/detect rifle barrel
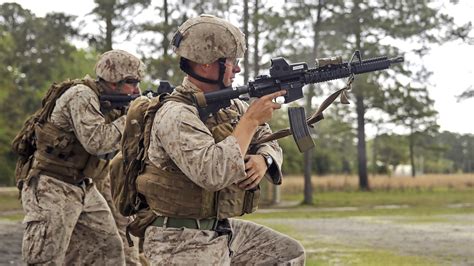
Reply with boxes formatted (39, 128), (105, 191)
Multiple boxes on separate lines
(100, 94), (140, 102)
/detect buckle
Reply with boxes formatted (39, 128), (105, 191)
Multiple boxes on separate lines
(152, 216), (217, 230)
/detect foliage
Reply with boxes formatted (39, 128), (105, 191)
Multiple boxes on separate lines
(457, 86), (474, 100)
(369, 133), (408, 174)
(88, 0), (151, 52)
(0, 3), (97, 184)
(430, 131), (474, 173)
(0, 1), (473, 185)
(135, 0), (185, 85)
(270, 106), (356, 175)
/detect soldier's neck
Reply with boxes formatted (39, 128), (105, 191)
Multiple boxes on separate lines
(187, 76), (219, 93)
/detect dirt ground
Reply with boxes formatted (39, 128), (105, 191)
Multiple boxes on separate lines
(255, 213), (474, 265)
(1, 210), (473, 265)
(0, 212), (23, 265)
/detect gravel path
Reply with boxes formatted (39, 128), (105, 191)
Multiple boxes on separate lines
(1, 211), (473, 265)
(0, 219), (23, 265)
(254, 214), (474, 265)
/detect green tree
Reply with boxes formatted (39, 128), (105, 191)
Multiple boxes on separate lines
(371, 134), (408, 175)
(435, 131), (474, 173)
(136, 0), (234, 84)
(386, 86), (439, 177)
(88, 0), (151, 52)
(457, 86), (474, 100)
(0, 3), (95, 184)
(137, 0), (185, 85)
(311, 0), (472, 188)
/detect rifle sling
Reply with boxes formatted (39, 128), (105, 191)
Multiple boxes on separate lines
(255, 85), (351, 144)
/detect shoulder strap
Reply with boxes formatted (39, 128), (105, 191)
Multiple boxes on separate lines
(255, 85), (351, 144)
(38, 78), (102, 124)
(140, 92), (196, 171)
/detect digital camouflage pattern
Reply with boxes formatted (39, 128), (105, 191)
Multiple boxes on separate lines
(148, 77), (283, 187)
(50, 84), (125, 154)
(95, 171), (141, 265)
(21, 175), (125, 265)
(95, 49), (146, 83)
(144, 77), (304, 264)
(171, 14), (246, 64)
(143, 219), (305, 265)
(149, 77), (250, 190)
(21, 84), (126, 265)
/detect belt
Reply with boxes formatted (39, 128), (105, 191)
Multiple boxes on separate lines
(31, 159), (86, 186)
(151, 216), (218, 230)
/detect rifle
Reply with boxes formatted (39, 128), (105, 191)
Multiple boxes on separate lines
(195, 50), (404, 152)
(99, 80), (175, 109)
(143, 80), (175, 96)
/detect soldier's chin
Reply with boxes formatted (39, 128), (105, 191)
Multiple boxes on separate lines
(224, 80), (234, 87)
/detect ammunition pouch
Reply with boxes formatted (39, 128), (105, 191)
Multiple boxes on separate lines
(31, 122), (105, 185)
(137, 163), (260, 220)
(127, 208), (157, 239)
(137, 95), (259, 225)
(15, 155), (34, 190)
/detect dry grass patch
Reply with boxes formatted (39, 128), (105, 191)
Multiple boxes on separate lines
(280, 174), (474, 193)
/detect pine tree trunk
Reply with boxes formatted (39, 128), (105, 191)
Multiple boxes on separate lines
(356, 92), (369, 190)
(252, 0), (260, 76)
(243, 0), (249, 83)
(302, 0), (324, 206)
(303, 150), (313, 204)
(409, 131), (416, 177)
(105, 5), (114, 51)
(160, 0), (170, 80)
(353, 0), (369, 190)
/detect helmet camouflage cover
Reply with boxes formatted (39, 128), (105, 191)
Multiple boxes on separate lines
(171, 14), (246, 64)
(95, 49), (146, 83)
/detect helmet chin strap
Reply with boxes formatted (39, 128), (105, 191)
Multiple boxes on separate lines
(180, 58), (227, 90)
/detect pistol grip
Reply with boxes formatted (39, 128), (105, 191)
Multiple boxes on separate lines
(288, 107), (314, 153)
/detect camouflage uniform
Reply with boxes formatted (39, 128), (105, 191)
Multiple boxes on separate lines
(95, 171), (141, 265)
(144, 219), (305, 265)
(21, 50), (145, 265)
(21, 85), (125, 265)
(142, 78), (305, 265)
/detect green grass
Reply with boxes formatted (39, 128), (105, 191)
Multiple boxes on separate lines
(249, 205), (474, 220)
(0, 213), (24, 221)
(253, 188), (474, 220)
(0, 193), (21, 212)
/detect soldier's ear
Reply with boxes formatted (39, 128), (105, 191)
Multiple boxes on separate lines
(110, 82), (117, 89)
(200, 63), (211, 71)
(196, 63), (213, 74)
(103, 81), (118, 94)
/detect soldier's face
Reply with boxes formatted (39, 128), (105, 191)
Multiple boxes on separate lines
(107, 79), (140, 95)
(223, 58), (241, 87)
(122, 83), (140, 95)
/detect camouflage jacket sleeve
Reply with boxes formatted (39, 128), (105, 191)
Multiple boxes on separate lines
(50, 84), (125, 156)
(233, 99), (283, 185)
(149, 102), (247, 192)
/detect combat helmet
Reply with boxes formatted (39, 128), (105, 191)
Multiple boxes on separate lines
(171, 14), (246, 88)
(95, 49), (145, 83)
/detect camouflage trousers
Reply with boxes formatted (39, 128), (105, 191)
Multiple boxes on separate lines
(21, 175), (125, 265)
(143, 218), (305, 265)
(95, 173), (141, 265)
